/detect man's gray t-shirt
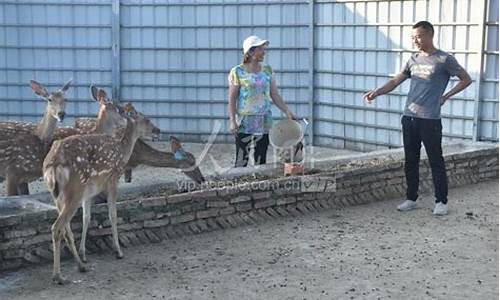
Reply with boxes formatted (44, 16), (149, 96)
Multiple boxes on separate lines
(402, 49), (463, 119)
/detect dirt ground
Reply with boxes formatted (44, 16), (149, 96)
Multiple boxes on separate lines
(0, 180), (498, 300)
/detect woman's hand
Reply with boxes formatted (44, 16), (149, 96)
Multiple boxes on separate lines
(229, 119), (239, 135)
(286, 110), (296, 120)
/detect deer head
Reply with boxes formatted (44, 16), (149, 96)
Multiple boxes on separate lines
(90, 85), (126, 136)
(122, 103), (161, 140)
(30, 79), (71, 142)
(30, 79), (69, 122)
(170, 135), (205, 184)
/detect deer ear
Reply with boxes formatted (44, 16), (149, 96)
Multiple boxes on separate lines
(97, 89), (109, 103)
(30, 80), (50, 98)
(60, 79), (72, 92)
(170, 135), (182, 151)
(90, 85), (99, 102)
(170, 135), (181, 144)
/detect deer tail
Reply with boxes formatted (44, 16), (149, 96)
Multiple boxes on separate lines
(44, 166), (69, 199)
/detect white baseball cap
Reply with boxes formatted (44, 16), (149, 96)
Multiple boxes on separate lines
(243, 35), (269, 54)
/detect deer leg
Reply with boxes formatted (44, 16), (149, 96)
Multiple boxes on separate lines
(51, 193), (81, 285)
(51, 214), (70, 284)
(106, 187), (123, 259)
(64, 223), (87, 273)
(79, 198), (91, 263)
(124, 168), (132, 183)
(17, 182), (29, 195)
(5, 175), (19, 196)
(51, 223), (67, 284)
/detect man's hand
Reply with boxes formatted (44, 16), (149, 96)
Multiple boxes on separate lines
(363, 90), (378, 104)
(440, 95), (450, 106)
(362, 73), (408, 104)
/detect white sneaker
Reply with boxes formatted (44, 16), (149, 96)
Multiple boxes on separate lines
(433, 202), (448, 216)
(397, 200), (417, 211)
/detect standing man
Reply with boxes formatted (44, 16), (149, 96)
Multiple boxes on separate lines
(363, 21), (472, 215)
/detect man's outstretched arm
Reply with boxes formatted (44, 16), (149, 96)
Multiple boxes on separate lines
(363, 72), (409, 103)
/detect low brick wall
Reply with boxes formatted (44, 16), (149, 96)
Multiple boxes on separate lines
(0, 142), (498, 271)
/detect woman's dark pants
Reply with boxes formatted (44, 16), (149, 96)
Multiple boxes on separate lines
(235, 133), (269, 167)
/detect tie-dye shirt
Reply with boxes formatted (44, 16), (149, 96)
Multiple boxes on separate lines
(228, 64), (274, 134)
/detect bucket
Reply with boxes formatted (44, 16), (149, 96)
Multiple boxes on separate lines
(269, 119), (308, 163)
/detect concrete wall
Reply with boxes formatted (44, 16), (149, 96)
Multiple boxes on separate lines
(0, 142), (497, 271)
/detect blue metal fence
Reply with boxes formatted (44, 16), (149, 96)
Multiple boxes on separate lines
(0, 0), (497, 149)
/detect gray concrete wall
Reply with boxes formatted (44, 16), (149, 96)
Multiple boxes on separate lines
(0, 142), (497, 271)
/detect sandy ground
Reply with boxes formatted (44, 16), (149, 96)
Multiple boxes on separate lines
(0, 180), (497, 300)
(0, 142), (356, 200)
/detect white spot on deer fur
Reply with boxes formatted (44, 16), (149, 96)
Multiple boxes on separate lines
(98, 169), (111, 176)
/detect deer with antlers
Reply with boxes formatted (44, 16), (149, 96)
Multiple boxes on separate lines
(0, 80), (70, 195)
(43, 102), (160, 284)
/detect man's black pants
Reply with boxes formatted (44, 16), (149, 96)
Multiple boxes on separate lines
(402, 116), (448, 204)
(235, 133), (269, 167)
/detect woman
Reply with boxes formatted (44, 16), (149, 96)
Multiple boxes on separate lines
(228, 35), (296, 167)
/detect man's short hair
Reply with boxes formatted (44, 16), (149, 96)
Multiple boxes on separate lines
(413, 21), (434, 36)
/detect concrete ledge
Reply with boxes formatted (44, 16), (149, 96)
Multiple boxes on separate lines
(0, 142), (497, 271)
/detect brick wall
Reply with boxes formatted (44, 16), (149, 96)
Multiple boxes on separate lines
(0, 142), (498, 271)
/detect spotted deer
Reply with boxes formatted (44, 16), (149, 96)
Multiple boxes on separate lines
(0, 80), (70, 195)
(43, 103), (160, 284)
(0, 80), (70, 141)
(169, 136), (205, 183)
(74, 118), (205, 184)
(2, 85), (125, 195)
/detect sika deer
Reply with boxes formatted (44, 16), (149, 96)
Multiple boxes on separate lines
(0, 80), (70, 195)
(51, 85), (125, 140)
(43, 103), (160, 284)
(0, 80), (70, 141)
(73, 119), (205, 184)
(2, 85), (125, 195)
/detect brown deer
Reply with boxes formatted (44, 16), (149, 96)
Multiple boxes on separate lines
(0, 80), (70, 141)
(74, 118), (205, 184)
(43, 103), (160, 284)
(1, 85), (126, 195)
(75, 102), (203, 263)
(0, 80), (70, 195)
(169, 136), (205, 183)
